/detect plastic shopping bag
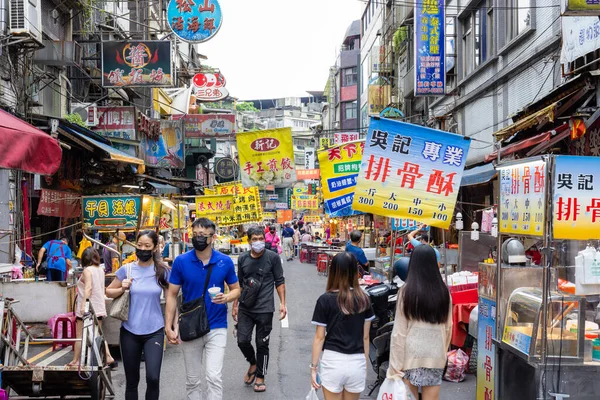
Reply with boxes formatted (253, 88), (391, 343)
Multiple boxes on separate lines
(443, 348), (470, 382)
(305, 387), (319, 400)
(377, 377), (415, 400)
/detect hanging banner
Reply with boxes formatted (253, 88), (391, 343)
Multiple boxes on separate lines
(143, 120), (184, 168)
(319, 137), (334, 150)
(237, 128), (296, 187)
(213, 183), (263, 226)
(159, 203), (189, 231)
(334, 132), (360, 144)
(561, 16), (600, 64)
(94, 106), (137, 140)
(195, 194), (234, 216)
(291, 195), (319, 210)
(368, 77), (391, 115)
(263, 212), (277, 220)
(553, 156), (600, 240)
(477, 296), (497, 400)
(563, 0), (600, 16)
(140, 196), (162, 229)
(497, 159), (546, 237)
(296, 168), (320, 180)
(415, 0), (445, 96)
(38, 190), (81, 219)
(167, 0), (223, 43)
(304, 215), (321, 223)
(391, 218), (421, 232)
(83, 195), (141, 229)
(352, 118), (470, 229)
(304, 147), (316, 170)
(277, 210), (293, 224)
(318, 140), (365, 214)
(101, 41), (173, 87)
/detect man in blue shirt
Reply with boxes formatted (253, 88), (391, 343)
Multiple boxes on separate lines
(36, 236), (72, 281)
(408, 225), (441, 267)
(281, 222), (295, 261)
(165, 218), (241, 400)
(345, 230), (369, 272)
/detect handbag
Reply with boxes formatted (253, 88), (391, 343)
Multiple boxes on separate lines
(109, 264), (131, 321)
(178, 265), (213, 341)
(238, 257), (264, 309)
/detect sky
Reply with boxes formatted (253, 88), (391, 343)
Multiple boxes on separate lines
(196, 0), (365, 100)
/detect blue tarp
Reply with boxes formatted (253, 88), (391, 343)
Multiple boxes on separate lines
(460, 163), (497, 187)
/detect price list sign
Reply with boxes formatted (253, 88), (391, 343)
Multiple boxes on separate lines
(498, 160), (546, 237)
(352, 118), (470, 229)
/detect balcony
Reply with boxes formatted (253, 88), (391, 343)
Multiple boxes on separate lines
(340, 48), (359, 68)
(34, 40), (82, 67)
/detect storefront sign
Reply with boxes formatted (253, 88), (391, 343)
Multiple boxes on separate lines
(192, 72), (229, 101)
(368, 77), (391, 115)
(318, 140), (365, 214)
(561, 16), (600, 64)
(415, 0), (445, 95)
(176, 114), (236, 138)
(353, 118), (470, 228)
(101, 41), (173, 87)
(553, 156), (600, 240)
(237, 128), (296, 187)
(143, 120), (184, 168)
(159, 203), (189, 231)
(334, 132), (360, 144)
(477, 296), (497, 400)
(264, 201), (276, 209)
(563, 0), (600, 16)
(263, 212), (276, 220)
(319, 137), (333, 150)
(304, 215), (321, 223)
(214, 157), (237, 180)
(291, 195), (319, 210)
(277, 210), (293, 224)
(83, 195), (141, 229)
(94, 107), (137, 140)
(38, 190), (81, 219)
(217, 184), (263, 226)
(275, 202), (288, 210)
(497, 159), (546, 236)
(304, 147), (315, 170)
(140, 196), (162, 228)
(296, 168), (320, 180)
(267, 194), (279, 201)
(167, 0), (223, 43)
(195, 194), (234, 216)
(391, 218), (420, 231)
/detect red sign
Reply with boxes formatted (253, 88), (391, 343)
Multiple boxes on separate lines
(250, 138), (280, 152)
(296, 168), (320, 180)
(38, 189), (81, 219)
(192, 72), (229, 101)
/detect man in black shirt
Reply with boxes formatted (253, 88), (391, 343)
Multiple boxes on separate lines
(281, 222), (295, 261)
(233, 226), (286, 393)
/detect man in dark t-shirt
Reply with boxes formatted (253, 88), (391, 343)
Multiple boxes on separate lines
(233, 226), (286, 393)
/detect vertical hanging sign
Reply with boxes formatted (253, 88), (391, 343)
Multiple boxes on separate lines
(415, 0), (445, 96)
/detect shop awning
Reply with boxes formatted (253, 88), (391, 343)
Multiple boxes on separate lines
(0, 109), (62, 175)
(147, 182), (179, 194)
(460, 163), (497, 187)
(58, 125), (144, 165)
(485, 130), (551, 162)
(493, 102), (559, 140)
(525, 124), (571, 157)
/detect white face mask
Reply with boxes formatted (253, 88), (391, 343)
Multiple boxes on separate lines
(251, 241), (265, 253)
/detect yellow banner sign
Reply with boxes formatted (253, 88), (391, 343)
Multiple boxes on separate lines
(195, 195), (234, 216)
(291, 195), (319, 210)
(237, 128), (296, 187)
(304, 215), (321, 223)
(263, 212), (276, 220)
(216, 184), (264, 226)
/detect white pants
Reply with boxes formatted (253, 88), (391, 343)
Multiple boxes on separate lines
(283, 237), (294, 258)
(181, 328), (227, 400)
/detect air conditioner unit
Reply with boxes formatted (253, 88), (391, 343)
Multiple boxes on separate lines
(9, 0), (42, 45)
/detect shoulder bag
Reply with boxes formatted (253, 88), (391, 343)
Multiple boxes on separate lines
(109, 264), (132, 321)
(178, 265), (213, 341)
(238, 255), (264, 309)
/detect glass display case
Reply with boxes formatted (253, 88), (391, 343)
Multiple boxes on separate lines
(502, 287), (587, 362)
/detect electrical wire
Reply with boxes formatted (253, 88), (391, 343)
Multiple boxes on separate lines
(358, 0), (561, 11)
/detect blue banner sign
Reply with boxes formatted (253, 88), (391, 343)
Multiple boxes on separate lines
(415, 0), (445, 96)
(327, 174), (358, 193)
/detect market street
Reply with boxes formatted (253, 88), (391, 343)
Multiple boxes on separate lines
(110, 257), (476, 399)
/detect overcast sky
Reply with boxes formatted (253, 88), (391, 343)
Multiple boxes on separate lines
(196, 0), (365, 100)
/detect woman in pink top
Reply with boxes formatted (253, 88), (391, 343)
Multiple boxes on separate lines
(68, 248), (117, 369)
(265, 226), (282, 254)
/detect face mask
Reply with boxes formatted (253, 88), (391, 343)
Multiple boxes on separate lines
(136, 249), (153, 262)
(192, 236), (210, 252)
(251, 241), (265, 253)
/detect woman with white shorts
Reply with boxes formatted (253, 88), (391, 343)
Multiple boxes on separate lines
(310, 252), (375, 399)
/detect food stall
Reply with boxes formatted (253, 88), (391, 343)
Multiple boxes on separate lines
(483, 156), (600, 400)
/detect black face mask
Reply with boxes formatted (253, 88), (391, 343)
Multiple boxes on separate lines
(192, 236), (210, 252)
(136, 249), (153, 262)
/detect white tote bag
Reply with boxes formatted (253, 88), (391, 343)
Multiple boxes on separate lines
(376, 377), (415, 400)
(305, 388), (319, 400)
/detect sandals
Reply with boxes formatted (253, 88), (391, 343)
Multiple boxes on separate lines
(107, 361), (118, 371)
(244, 368), (257, 385)
(254, 382), (266, 392)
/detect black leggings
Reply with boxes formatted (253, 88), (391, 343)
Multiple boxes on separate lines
(120, 327), (164, 400)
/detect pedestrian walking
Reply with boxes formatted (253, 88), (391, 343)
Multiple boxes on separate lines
(265, 225), (282, 254)
(165, 218), (240, 400)
(106, 230), (170, 400)
(281, 222), (295, 261)
(68, 248), (117, 369)
(36, 236), (72, 281)
(310, 252), (374, 399)
(387, 245), (452, 400)
(293, 224), (301, 258)
(102, 234), (120, 274)
(233, 225), (286, 393)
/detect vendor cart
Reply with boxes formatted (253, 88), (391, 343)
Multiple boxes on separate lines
(0, 298), (114, 399)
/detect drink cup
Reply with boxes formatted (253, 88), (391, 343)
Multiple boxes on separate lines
(208, 287), (221, 299)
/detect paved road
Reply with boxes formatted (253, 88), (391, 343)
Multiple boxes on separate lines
(110, 257), (476, 399)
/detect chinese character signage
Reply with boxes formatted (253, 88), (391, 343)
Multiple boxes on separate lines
(143, 120), (184, 168)
(175, 114), (236, 138)
(237, 128), (296, 188)
(167, 0), (223, 43)
(368, 76), (391, 115)
(263, 212), (277, 220)
(141, 196), (162, 229)
(159, 203), (189, 232)
(352, 118), (470, 228)
(216, 184), (263, 226)
(305, 147), (316, 170)
(318, 140), (364, 214)
(415, 0), (445, 96)
(498, 160), (546, 236)
(296, 168), (320, 180)
(502, 325), (532, 355)
(304, 215), (321, 223)
(94, 107), (137, 140)
(334, 132), (360, 145)
(477, 296), (497, 400)
(83, 195), (141, 229)
(101, 41), (173, 87)
(195, 194), (234, 216)
(391, 218), (421, 231)
(553, 156), (600, 240)
(291, 195), (319, 210)
(319, 137), (333, 149)
(277, 210), (293, 224)
(564, 0), (600, 16)
(561, 16), (600, 64)
(214, 157), (237, 180)
(192, 72), (229, 101)
(38, 190), (81, 219)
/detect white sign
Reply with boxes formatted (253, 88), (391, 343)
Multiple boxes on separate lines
(275, 202), (288, 209)
(561, 16), (600, 64)
(304, 147), (315, 170)
(192, 72), (229, 101)
(268, 194), (279, 200)
(334, 132), (360, 144)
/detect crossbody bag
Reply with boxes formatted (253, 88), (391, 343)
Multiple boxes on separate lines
(178, 265), (213, 341)
(238, 254), (265, 309)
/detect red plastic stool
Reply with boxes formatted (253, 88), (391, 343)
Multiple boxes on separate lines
(52, 314), (77, 351)
(300, 249), (309, 263)
(317, 254), (328, 275)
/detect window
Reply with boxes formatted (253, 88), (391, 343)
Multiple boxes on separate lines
(343, 101), (358, 120)
(461, 0), (493, 77)
(342, 67), (358, 86)
(446, 17), (457, 91)
(506, 0), (530, 42)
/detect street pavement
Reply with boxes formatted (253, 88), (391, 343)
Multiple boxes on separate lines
(110, 257), (476, 399)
